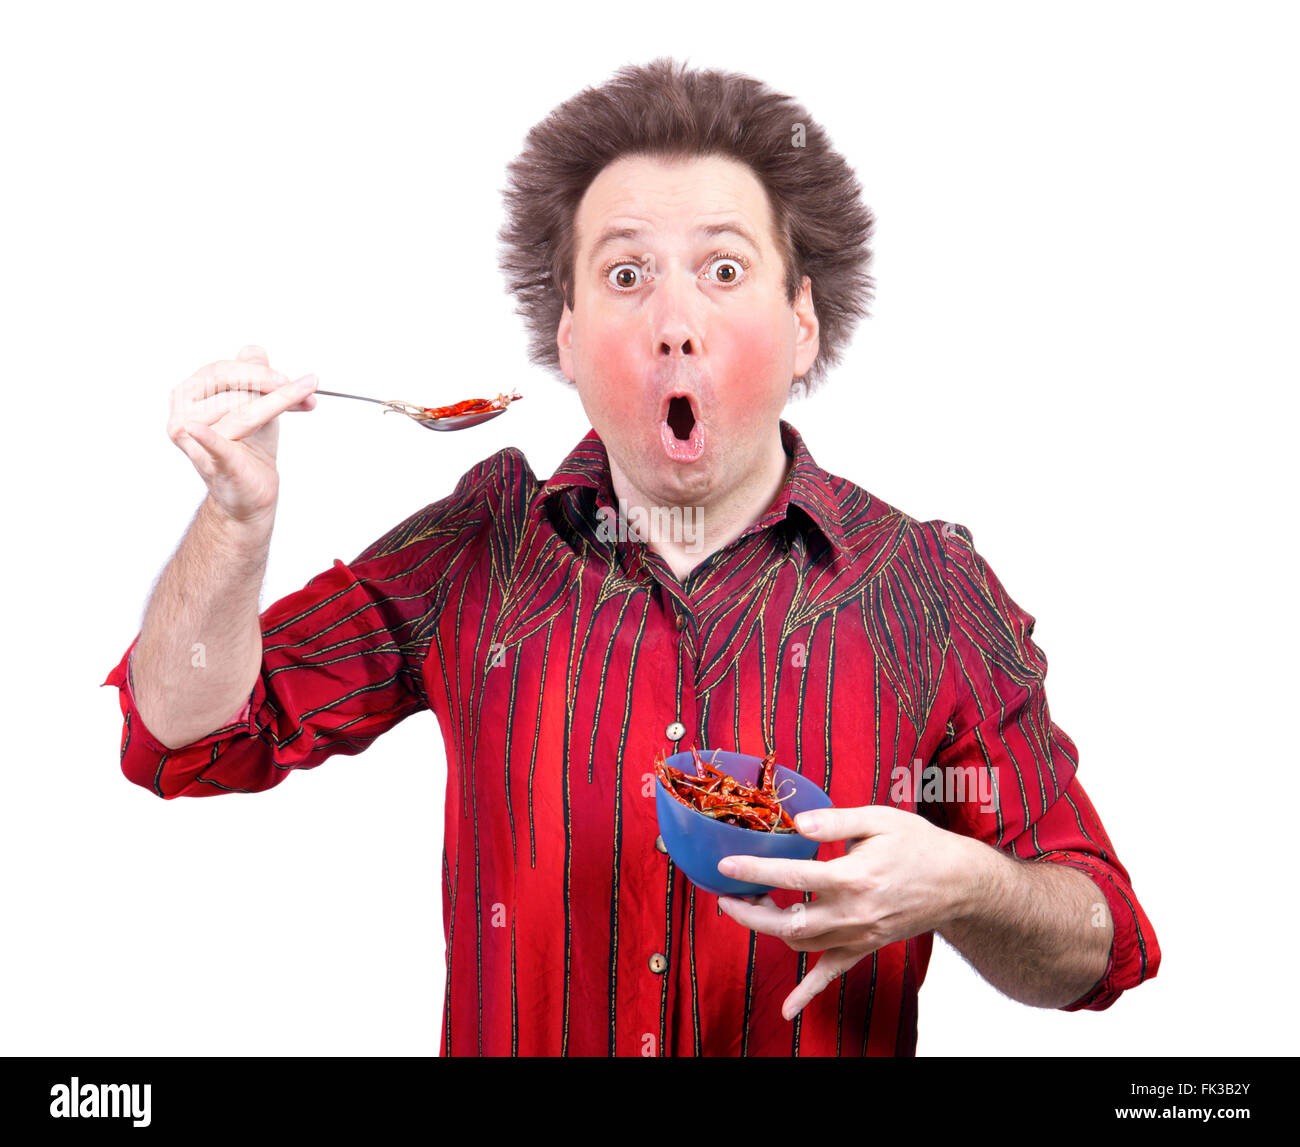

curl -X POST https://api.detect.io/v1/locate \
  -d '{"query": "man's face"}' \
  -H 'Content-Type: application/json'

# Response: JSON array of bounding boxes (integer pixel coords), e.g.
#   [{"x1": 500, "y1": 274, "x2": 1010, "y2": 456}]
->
[{"x1": 557, "y1": 153, "x2": 818, "y2": 512}]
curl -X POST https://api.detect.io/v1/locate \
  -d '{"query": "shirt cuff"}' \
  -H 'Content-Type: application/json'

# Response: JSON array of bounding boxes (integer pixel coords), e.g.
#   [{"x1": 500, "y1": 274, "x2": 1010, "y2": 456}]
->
[{"x1": 1031, "y1": 851, "x2": 1152, "y2": 1012}]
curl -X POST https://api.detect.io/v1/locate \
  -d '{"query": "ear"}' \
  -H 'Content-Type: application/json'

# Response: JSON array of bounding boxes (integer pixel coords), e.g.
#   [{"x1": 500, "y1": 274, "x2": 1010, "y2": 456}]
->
[
  {"x1": 557, "y1": 299, "x2": 577, "y2": 383},
  {"x1": 792, "y1": 275, "x2": 820, "y2": 379}
]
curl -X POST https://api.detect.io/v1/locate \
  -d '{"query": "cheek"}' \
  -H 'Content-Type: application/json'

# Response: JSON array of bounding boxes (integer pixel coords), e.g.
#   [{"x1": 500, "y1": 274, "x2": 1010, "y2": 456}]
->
[
  {"x1": 713, "y1": 309, "x2": 791, "y2": 399},
  {"x1": 574, "y1": 300, "x2": 642, "y2": 394},
  {"x1": 586, "y1": 323, "x2": 641, "y2": 384}
]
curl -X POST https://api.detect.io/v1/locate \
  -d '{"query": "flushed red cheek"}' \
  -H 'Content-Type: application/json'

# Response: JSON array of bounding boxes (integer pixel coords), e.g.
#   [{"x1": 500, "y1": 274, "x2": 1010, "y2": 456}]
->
[
  {"x1": 582, "y1": 318, "x2": 649, "y2": 408},
  {"x1": 711, "y1": 316, "x2": 789, "y2": 401}
]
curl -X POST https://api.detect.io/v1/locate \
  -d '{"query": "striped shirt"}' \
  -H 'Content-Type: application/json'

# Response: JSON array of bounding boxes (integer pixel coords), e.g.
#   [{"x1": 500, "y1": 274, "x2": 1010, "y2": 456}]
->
[{"x1": 101, "y1": 418, "x2": 1160, "y2": 1055}]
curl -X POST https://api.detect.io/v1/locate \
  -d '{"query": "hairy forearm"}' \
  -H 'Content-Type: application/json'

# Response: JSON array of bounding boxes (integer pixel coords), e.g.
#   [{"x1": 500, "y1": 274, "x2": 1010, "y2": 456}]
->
[
  {"x1": 938, "y1": 837, "x2": 1113, "y2": 1009},
  {"x1": 132, "y1": 494, "x2": 273, "y2": 750}
]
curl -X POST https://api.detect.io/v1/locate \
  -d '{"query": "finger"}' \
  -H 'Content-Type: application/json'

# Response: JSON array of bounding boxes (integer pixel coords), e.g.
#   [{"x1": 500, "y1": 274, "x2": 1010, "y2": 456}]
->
[
  {"x1": 192, "y1": 375, "x2": 316, "y2": 417},
  {"x1": 182, "y1": 361, "x2": 290, "y2": 404},
  {"x1": 182, "y1": 419, "x2": 241, "y2": 472},
  {"x1": 184, "y1": 374, "x2": 317, "y2": 430},
  {"x1": 283, "y1": 376, "x2": 316, "y2": 413},
  {"x1": 212, "y1": 374, "x2": 317, "y2": 441},
  {"x1": 170, "y1": 375, "x2": 259, "y2": 440},
  {"x1": 716, "y1": 894, "x2": 849, "y2": 948},
  {"x1": 716, "y1": 852, "x2": 840, "y2": 893},
  {"x1": 231, "y1": 345, "x2": 311, "y2": 408},
  {"x1": 191, "y1": 388, "x2": 270, "y2": 418},
  {"x1": 170, "y1": 424, "x2": 218, "y2": 480},
  {"x1": 782, "y1": 947, "x2": 870, "y2": 1021},
  {"x1": 791, "y1": 804, "x2": 904, "y2": 842}
]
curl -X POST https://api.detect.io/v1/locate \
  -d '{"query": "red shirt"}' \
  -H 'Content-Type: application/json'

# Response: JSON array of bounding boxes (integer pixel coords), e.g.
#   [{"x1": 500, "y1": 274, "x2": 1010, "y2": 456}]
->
[{"x1": 101, "y1": 419, "x2": 1160, "y2": 1056}]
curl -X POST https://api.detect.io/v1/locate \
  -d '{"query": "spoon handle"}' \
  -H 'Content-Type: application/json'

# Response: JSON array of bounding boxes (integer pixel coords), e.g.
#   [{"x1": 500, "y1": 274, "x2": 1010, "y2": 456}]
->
[{"x1": 313, "y1": 389, "x2": 391, "y2": 406}]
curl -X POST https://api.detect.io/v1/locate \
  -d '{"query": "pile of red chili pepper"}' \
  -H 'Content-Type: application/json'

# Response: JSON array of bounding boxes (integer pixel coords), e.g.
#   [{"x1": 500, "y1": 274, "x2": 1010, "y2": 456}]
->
[{"x1": 654, "y1": 746, "x2": 798, "y2": 833}]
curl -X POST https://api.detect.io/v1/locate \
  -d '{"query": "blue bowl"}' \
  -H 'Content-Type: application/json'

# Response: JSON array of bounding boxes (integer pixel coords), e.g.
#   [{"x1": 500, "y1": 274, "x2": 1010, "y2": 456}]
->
[{"x1": 655, "y1": 749, "x2": 833, "y2": 897}]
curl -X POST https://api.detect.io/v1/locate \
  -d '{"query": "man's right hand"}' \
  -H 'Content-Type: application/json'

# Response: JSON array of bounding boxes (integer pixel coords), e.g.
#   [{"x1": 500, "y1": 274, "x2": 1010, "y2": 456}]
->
[{"x1": 167, "y1": 344, "x2": 318, "y2": 527}]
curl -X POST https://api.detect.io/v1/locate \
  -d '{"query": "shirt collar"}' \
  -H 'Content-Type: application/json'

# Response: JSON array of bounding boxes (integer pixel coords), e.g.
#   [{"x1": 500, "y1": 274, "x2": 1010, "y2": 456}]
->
[{"x1": 535, "y1": 419, "x2": 851, "y2": 557}]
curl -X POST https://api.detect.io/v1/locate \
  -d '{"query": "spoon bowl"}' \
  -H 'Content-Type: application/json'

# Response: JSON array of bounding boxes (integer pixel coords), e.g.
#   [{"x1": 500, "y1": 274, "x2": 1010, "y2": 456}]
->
[{"x1": 414, "y1": 407, "x2": 508, "y2": 431}]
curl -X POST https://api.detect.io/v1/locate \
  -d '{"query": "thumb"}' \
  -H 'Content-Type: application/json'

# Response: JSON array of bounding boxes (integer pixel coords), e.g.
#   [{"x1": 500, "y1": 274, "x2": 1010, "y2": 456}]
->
[
  {"x1": 236, "y1": 344, "x2": 270, "y2": 364},
  {"x1": 793, "y1": 804, "x2": 900, "y2": 841}
]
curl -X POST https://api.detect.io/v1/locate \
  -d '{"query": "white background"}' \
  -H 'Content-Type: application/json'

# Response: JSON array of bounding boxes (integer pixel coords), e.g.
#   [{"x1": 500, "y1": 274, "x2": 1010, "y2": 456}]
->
[{"x1": 2, "y1": 0, "x2": 1294, "y2": 1057}]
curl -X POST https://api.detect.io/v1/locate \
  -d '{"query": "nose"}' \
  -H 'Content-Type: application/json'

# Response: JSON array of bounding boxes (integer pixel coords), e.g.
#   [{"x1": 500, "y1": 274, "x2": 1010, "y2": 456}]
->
[{"x1": 648, "y1": 266, "x2": 701, "y2": 361}]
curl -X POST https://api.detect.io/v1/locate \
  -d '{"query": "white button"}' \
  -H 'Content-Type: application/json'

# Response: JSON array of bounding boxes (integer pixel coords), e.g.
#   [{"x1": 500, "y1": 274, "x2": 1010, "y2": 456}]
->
[
  {"x1": 666, "y1": 721, "x2": 686, "y2": 741},
  {"x1": 648, "y1": 953, "x2": 668, "y2": 974},
  {"x1": 655, "y1": 834, "x2": 668, "y2": 854}
]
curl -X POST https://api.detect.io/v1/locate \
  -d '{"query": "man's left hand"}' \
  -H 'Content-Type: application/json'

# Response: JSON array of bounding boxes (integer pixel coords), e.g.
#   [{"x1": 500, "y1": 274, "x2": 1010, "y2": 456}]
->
[{"x1": 715, "y1": 805, "x2": 988, "y2": 1021}]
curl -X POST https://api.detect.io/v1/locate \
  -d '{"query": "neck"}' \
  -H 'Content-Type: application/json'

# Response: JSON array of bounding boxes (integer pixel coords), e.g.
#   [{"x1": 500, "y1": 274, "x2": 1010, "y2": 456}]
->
[{"x1": 607, "y1": 426, "x2": 792, "y2": 583}]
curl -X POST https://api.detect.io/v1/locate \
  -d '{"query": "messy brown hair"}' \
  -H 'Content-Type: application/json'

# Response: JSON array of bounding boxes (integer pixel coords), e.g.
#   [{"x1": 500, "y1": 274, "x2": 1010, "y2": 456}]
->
[{"x1": 497, "y1": 57, "x2": 875, "y2": 399}]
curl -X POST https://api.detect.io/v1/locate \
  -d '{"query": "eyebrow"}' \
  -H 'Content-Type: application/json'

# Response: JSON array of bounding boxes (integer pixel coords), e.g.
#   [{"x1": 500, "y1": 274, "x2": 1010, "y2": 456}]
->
[{"x1": 585, "y1": 221, "x2": 764, "y2": 270}]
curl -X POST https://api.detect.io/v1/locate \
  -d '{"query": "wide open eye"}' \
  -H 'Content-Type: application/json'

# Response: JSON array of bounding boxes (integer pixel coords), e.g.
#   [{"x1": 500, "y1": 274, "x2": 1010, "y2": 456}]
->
[
  {"x1": 606, "y1": 261, "x2": 648, "y2": 290},
  {"x1": 704, "y1": 252, "x2": 750, "y2": 285}
]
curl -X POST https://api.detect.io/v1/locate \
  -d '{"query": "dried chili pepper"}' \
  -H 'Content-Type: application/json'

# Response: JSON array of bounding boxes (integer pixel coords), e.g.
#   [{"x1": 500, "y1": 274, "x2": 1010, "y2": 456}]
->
[
  {"x1": 654, "y1": 746, "x2": 798, "y2": 832},
  {"x1": 380, "y1": 389, "x2": 523, "y2": 422}
]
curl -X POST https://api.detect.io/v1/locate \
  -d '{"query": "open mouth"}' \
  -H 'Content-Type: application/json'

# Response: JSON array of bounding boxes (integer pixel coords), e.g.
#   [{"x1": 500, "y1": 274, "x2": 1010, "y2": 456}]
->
[
  {"x1": 666, "y1": 395, "x2": 696, "y2": 440},
  {"x1": 659, "y1": 392, "x2": 705, "y2": 463}
]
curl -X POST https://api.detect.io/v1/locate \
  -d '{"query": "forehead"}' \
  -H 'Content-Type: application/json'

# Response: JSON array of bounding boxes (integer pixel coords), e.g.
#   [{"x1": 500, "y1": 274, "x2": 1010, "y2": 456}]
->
[{"x1": 574, "y1": 153, "x2": 778, "y2": 255}]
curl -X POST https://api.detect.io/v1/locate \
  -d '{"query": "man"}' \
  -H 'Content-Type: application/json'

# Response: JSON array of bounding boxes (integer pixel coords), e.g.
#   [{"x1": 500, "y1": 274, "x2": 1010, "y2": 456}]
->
[{"x1": 102, "y1": 58, "x2": 1160, "y2": 1056}]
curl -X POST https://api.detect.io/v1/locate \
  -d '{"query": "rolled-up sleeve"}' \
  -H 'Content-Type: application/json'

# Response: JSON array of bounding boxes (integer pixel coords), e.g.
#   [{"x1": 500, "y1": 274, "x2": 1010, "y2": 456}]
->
[
  {"x1": 927, "y1": 522, "x2": 1161, "y2": 1011},
  {"x1": 102, "y1": 450, "x2": 521, "y2": 798},
  {"x1": 1009, "y1": 775, "x2": 1160, "y2": 1011},
  {"x1": 102, "y1": 465, "x2": 513, "y2": 799},
  {"x1": 102, "y1": 553, "x2": 436, "y2": 798}
]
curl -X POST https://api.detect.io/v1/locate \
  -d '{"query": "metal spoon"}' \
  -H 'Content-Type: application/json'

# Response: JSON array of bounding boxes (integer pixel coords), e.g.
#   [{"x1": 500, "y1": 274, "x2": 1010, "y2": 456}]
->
[{"x1": 314, "y1": 388, "x2": 515, "y2": 432}]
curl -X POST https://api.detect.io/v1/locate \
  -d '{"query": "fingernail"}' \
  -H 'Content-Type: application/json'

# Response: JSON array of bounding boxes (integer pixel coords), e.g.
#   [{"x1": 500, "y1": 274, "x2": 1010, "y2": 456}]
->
[
  {"x1": 293, "y1": 374, "x2": 317, "y2": 391},
  {"x1": 717, "y1": 858, "x2": 738, "y2": 876},
  {"x1": 796, "y1": 812, "x2": 819, "y2": 833}
]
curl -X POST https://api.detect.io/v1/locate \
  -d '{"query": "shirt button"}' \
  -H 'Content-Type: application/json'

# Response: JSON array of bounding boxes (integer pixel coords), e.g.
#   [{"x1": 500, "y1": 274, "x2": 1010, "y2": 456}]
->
[
  {"x1": 648, "y1": 953, "x2": 668, "y2": 974},
  {"x1": 655, "y1": 834, "x2": 668, "y2": 854},
  {"x1": 666, "y1": 721, "x2": 686, "y2": 741},
  {"x1": 675, "y1": 612, "x2": 686, "y2": 631}
]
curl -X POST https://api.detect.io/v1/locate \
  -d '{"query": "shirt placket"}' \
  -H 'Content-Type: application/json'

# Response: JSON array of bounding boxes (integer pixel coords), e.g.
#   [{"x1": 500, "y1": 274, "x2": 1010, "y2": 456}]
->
[{"x1": 631, "y1": 548, "x2": 702, "y2": 1057}]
